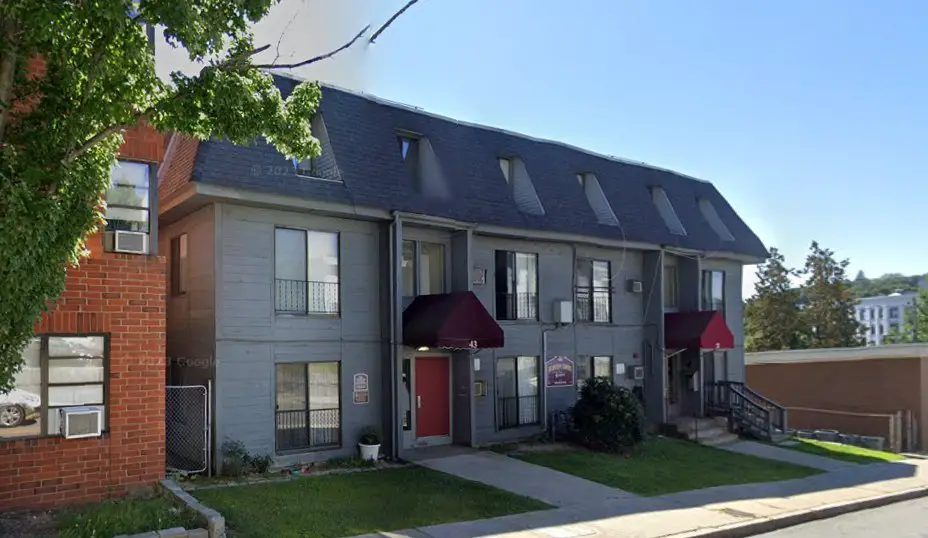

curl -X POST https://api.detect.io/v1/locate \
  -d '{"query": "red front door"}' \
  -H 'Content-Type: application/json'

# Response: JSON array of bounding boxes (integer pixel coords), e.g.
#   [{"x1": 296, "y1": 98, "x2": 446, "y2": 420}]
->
[{"x1": 415, "y1": 357, "x2": 450, "y2": 438}]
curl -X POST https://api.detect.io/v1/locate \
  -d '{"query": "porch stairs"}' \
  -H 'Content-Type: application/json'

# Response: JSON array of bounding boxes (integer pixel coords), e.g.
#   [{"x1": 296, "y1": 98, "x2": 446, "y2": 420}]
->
[
  {"x1": 706, "y1": 381, "x2": 789, "y2": 444},
  {"x1": 674, "y1": 416, "x2": 739, "y2": 446}
]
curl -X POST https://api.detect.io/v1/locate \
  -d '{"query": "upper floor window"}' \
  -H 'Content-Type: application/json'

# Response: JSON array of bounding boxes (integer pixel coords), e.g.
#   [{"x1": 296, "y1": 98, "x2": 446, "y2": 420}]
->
[
  {"x1": 170, "y1": 233, "x2": 188, "y2": 296},
  {"x1": 105, "y1": 160, "x2": 151, "y2": 254},
  {"x1": 274, "y1": 228, "x2": 340, "y2": 315},
  {"x1": 859, "y1": 309, "x2": 866, "y2": 320},
  {"x1": 663, "y1": 266, "x2": 678, "y2": 309},
  {"x1": 2, "y1": 335, "x2": 108, "y2": 438},
  {"x1": 495, "y1": 251, "x2": 538, "y2": 321},
  {"x1": 575, "y1": 259, "x2": 611, "y2": 323},
  {"x1": 499, "y1": 158, "x2": 514, "y2": 184},
  {"x1": 398, "y1": 134, "x2": 420, "y2": 184},
  {"x1": 878, "y1": 307, "x2": 884, "y2": 319},
  {"x1": 701, "y1": 270, "x2": 725, "y2": 318},
  {"x1": 401, "y1": 240, "x2": 445, "y2": 301},
  {"x1": 869, "y1": 308, "x2": 875, "y2": 320},
  {"x1": 889, "y1": 307, "x2": 900, "y2": 318}
]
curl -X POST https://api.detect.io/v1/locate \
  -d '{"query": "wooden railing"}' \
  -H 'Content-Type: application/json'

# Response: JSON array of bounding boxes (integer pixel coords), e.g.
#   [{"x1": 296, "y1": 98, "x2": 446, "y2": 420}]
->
[{"x1": 706, "y1": 381, "x2": 787, "y2": 441}]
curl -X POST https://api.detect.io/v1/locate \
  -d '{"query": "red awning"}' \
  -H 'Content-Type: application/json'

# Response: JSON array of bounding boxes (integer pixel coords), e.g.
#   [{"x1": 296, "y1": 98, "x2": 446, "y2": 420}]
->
[
  {"x1": 664, "y1": 311, "x2": 734, "y2": 351},
  {"x1": 403, "y1": 291, "x2": 504, "y2": 349}
]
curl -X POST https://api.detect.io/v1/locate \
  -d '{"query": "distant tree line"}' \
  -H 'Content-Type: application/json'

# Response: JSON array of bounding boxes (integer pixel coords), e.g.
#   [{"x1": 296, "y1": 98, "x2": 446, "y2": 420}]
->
[{"x1": 850, "y1": 271, "x2": 925, "y2": 299}]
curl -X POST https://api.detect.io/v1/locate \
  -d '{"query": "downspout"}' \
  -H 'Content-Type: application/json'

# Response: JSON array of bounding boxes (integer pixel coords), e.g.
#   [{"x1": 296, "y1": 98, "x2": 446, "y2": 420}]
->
[
  {"x1": 388, "y1": 212, "x2": 400, "y2": 459},
  {"x1": 542, "y1": 327, "x2": 553, "y2": 434}
]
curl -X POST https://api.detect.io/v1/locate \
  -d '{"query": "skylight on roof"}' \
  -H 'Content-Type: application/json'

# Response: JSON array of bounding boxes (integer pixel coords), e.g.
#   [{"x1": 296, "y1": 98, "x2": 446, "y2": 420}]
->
[
  {"x1": 651, "y1": 186, "x2": 686, "y2": 235},
  {"x1": 698, "y1": 197, "x2": 734, "y2": 241}
]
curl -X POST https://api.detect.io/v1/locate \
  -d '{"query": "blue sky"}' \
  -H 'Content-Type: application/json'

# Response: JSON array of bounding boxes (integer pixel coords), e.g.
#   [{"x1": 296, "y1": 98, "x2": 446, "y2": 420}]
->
[{"x1": 160, "y1": 0, "x2": 928, "y2": 297}]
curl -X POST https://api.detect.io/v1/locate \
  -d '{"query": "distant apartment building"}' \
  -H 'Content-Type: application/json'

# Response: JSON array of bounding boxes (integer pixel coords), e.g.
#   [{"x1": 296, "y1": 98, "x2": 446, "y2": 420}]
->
[{"x1": 857, "y1": 292, "x2": 917, "y2": 345}]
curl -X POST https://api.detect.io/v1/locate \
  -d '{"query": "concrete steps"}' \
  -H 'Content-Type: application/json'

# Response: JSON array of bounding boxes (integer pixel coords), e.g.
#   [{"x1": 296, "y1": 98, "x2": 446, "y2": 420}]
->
[{"x1": 674, "y1": 417, "x2": 739, "y2": 447}]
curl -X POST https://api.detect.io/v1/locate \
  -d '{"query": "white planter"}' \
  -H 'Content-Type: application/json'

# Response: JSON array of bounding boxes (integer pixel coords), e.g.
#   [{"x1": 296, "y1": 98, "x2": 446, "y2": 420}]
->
[{"x1": 359, "y1": 443, "x2": 381, "y2": 461}]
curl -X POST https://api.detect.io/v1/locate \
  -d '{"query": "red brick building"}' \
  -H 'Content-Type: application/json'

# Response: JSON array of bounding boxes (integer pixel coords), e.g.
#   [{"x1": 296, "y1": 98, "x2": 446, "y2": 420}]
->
[{"x1": 0, "y1": 125, "x2": 167, "y2": 509}]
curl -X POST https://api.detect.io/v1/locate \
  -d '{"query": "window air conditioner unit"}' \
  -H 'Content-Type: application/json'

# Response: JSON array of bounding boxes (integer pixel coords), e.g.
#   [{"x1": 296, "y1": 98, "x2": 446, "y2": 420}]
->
[
  {"x1": 114, "y1": 230, "x2": 148, "y2": 254},
  {"x1": 60, "y1": 406, "x2": 104, "y2": 439},
  {"x1": 628, "y1": 366, "x2": 645, "y2": 381}
]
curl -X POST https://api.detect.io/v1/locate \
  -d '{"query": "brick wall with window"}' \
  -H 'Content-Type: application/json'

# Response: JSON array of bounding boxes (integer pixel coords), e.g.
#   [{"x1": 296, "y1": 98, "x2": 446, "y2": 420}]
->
[
  {"x1": 0, "y1": 118, "x2": 166, "y2": 509},
  {"x1": 0, "y1": 253, "x2": 166, "y2": 510}
]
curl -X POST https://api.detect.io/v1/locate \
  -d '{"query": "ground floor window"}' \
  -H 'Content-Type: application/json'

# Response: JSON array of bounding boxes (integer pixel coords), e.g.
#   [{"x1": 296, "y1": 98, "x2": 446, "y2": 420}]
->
[
  {"x1": 496, "y1": 356, "x2": 540, "y2": 429},
  {"x1": 275, "y1": 362, "x2": 341, "y2": 452},
  {"x1": 1, "y1": 335, "x2": 107, "y2": 439},
  {"x1": 577, "y1": 355, "x2": 613, "y2": 390}
]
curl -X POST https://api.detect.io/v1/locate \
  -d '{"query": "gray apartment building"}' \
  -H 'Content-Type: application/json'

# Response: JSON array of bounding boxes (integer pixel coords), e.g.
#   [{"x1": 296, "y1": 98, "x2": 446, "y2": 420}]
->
[{"x1": 158, "y1": 76, "x2": 769, "y2": 469}]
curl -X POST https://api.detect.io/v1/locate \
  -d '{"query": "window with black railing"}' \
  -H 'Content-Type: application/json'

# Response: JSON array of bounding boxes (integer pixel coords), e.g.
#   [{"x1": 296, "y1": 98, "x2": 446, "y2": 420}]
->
[
  {"x1": 575, "y1": 258, "x2": 611, "y2": 322},
  {"x1": 496, "y1": 356, "x2": 540, "y2": 429},
  {"x1": 275, "y1": 362, "x2": 341, "y2": 452},
  {"x1": 495, "y1": 251, "x2": 539, "y2": 320},
  {"x1": 275, "y1": 279, "x2": 340, "y2": 314},
  {"x1": 274, "y1": 227, "x2": 340, "y2": 315}
]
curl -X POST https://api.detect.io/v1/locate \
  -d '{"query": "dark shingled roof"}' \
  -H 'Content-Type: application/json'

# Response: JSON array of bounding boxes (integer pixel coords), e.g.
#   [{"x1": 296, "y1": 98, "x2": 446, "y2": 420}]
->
[{"x1": 191, "y1": 76, "x2": 768, "y2": 259}]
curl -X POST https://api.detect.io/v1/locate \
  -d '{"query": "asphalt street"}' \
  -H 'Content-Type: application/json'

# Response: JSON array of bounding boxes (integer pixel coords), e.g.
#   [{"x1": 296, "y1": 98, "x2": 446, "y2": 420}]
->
[{"x1": 755, "y1": 498, "x2": 928, "y2": 537}]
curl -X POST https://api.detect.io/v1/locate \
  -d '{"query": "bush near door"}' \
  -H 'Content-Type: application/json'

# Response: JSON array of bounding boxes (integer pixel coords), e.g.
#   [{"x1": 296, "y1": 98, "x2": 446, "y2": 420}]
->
[{"x1": 571, "y1": 378, "x2": 645, "y2": 451}]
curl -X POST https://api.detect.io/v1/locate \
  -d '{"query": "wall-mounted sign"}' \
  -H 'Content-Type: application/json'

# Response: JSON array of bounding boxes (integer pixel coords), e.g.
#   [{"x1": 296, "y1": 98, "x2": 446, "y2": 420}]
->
[
  {"x1": 353, "y1": 373, "x2": 369, "y2": 405},
  {"x1": 545, "y1": 356, "x2": 574, "y2": 388},
  {"x1": 472, "y1": 267, "x2": 487, "y2": 285}
]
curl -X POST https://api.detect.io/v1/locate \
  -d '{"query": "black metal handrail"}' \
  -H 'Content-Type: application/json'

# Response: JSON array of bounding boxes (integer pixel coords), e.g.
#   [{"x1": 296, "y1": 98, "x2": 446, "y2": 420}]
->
[
  {"x1": 496, "y1": 292, "x2": 538, "y2": 320},
  {"x1": 706, "y1": 380, "x2": 787, "y2": 440},
  {"x1": 574, "y1": 286, "x2": 611, "y2": 322},
  {"x1": 497, "y1": 395, "x2": 540, "y2": 429},
  {"x1": 275, "y1": 279, "x2": 339, "y2": 315},
  {"x1": 275, "y1": 408, "x2": 340, "y2": 451}
]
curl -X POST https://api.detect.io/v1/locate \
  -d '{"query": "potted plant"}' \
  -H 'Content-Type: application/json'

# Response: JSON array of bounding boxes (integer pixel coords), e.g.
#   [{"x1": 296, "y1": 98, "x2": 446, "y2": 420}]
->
[{"x1": 358, "y1": 426, "x2": 381, "y2": 461}]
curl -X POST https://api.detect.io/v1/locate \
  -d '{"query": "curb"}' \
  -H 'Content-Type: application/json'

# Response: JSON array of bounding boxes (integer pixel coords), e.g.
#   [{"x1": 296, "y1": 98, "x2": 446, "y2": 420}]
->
[{"x1": 673, "y1": 485, "x2": 928, "y2": 538}]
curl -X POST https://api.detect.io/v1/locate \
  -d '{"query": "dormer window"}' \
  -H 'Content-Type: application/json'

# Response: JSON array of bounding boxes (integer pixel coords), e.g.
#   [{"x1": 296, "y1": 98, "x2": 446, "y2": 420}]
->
[
  {"x1": 698, "y1": 197, "x2": 734, "y2": 241},
  {"x1": 499, "y1": 158, "x2": 514, "y2": 183},
  {"x1": 399, "y1": 135, "x2": 418, "y2": 162},
  {"x1": 651, "y1": 186, "x2": 686, "y2": 236},
  {"x1": 293, "y1": 156, "x2": 317, "y2": 177},
  {"x1": 577, "y1": 172, "x2": 619, "y2": 227},
  {"x1": 497, "y1": 156, "x2": 544, "y2": 215},
  {"x1": 291, "y1": 115, "x2": 341, "y2": 181}
]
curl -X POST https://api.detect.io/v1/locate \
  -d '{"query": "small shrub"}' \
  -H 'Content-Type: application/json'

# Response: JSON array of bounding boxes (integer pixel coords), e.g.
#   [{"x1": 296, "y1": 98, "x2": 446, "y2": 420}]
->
[
  {"x1": 359, "y1": 426, "x2": 381, "y2": 445},
  {"x1": 221, "y1": 438, "x2": 274, "y2": 477},
  {"x1": 247, "y1": 453, "x2": 274, "y2": 474},
  {"x1": 571, "y1": 378, "x2": 645, "y2": 452}
]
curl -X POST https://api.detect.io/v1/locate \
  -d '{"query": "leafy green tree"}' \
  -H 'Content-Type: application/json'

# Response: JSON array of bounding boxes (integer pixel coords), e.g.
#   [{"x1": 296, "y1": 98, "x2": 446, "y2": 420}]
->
[
  {"x1": 0, "y1": 0, "x2": 415, "y2": 391},
  {"x1": 745, "y1": 247, "x2": 806, "y2": 351},
  {"x1": 883, "y1": 290, "x2": 928, "y2": 344},
  {"x1": 800, "y1": 241, "x2": 864, "y2": 348}
]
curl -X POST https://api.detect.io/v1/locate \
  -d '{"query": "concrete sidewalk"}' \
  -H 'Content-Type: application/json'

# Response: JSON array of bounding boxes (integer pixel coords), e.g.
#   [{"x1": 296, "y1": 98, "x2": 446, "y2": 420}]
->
[
  {"x1": 358, "y1": 457, "x2": 928, "y2": 538},
  {"x1": 719, "y1": 441, "x2": 855, "y2": 472},
  {"x1": 414, "y1": 450, "x2": 636, "y2": 507}
]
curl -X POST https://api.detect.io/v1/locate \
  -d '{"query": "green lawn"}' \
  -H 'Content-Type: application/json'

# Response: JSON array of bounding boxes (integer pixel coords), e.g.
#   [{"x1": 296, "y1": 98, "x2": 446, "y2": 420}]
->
[
  {"x1": 514, "y1": 438, "x2": 822, "y2": 496},
  {"x1": 194, "y1": 466, "x2": 551, "y2": 538},
  {"x1": 57, "y1": 496, "x2": 200, "y2": 538},
  {"x1": 782, "y1": 438, "x2": 905, "y2": 464}
]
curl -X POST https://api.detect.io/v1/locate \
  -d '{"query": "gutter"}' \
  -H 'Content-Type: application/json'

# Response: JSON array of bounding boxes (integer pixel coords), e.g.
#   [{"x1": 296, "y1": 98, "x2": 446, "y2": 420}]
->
[{"x1": 388, "y1": 212, "x2": 400, "y2": 459}]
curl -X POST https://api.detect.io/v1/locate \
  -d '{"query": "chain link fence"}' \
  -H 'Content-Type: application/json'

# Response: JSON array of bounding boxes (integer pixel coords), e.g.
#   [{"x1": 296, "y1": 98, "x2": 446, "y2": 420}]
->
[{"x1": 166, "y1": 385, "x2": 210, "y2": 474}]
